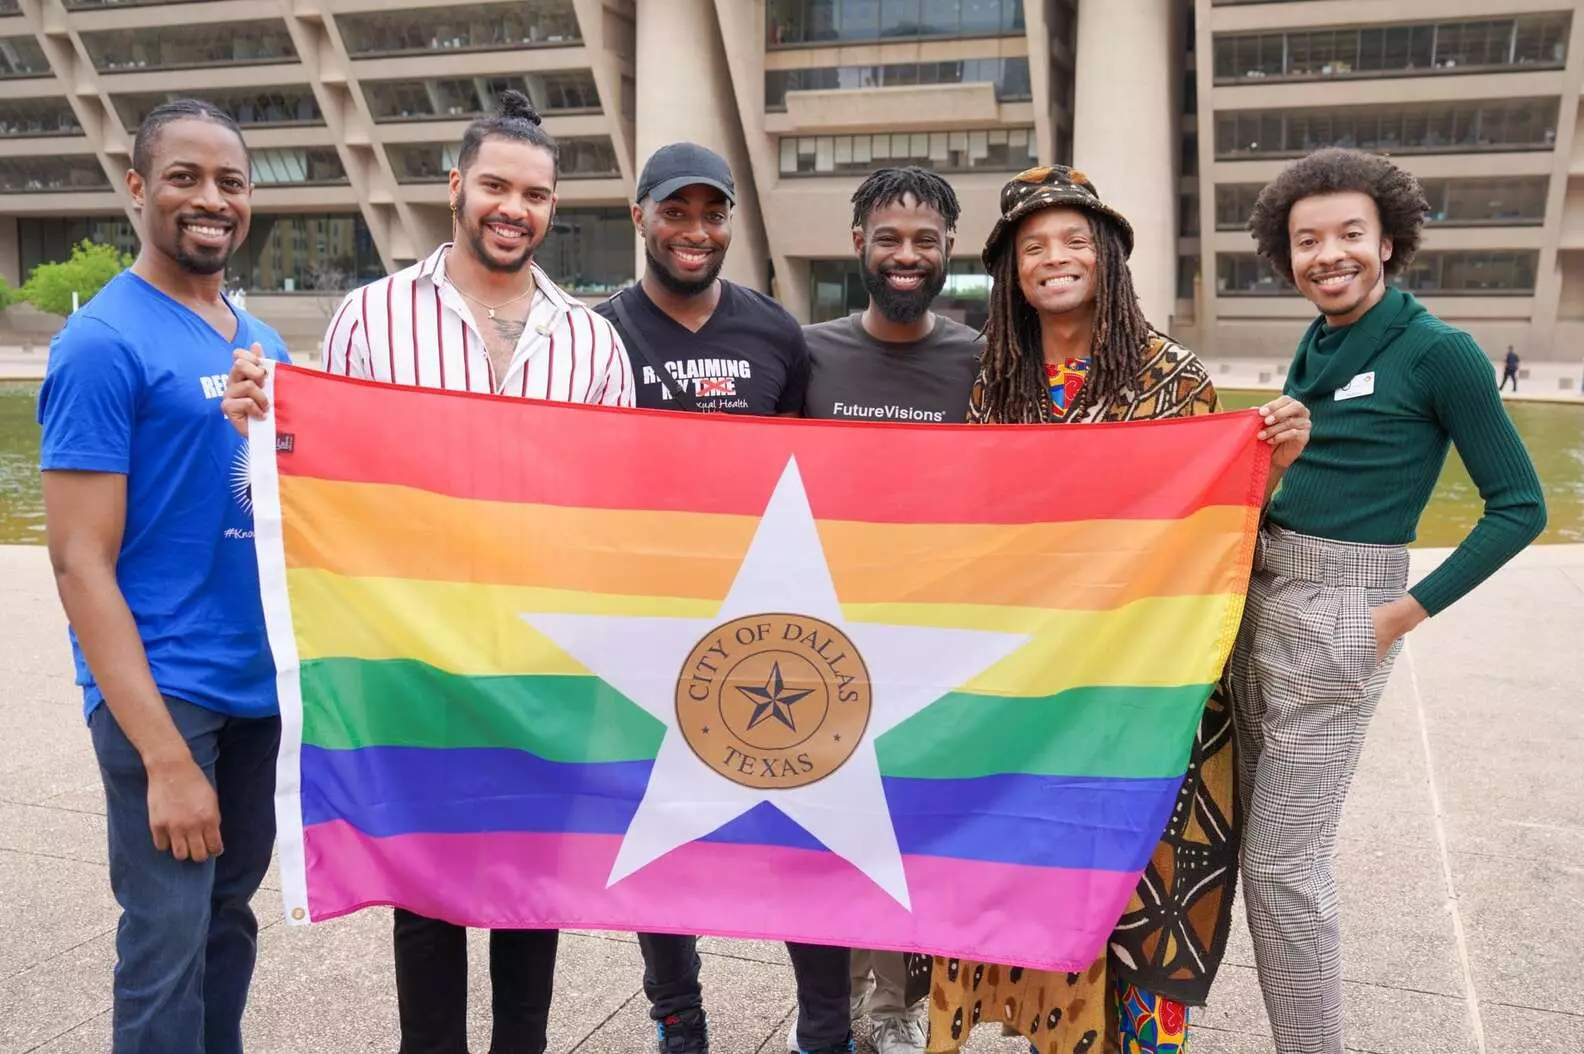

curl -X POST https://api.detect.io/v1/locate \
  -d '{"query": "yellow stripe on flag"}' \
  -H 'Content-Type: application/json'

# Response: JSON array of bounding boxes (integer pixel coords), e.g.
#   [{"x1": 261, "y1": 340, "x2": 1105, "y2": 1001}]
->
[
  {"x1": 281, "y1": 477, "x2": 1251, "y2": 612},
  {"x1": 288, "y1": 568, "x2": 1243, "y2": 697}
]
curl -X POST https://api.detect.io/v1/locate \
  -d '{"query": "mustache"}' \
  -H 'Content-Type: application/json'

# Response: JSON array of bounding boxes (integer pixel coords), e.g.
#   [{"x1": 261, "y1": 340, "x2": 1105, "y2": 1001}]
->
[
  {"x1": 479, "y1": 214, "x2": 535, "y2": 239},
  {"x1": 177, "y1": 214, "x2": 235, "y2": 230}
]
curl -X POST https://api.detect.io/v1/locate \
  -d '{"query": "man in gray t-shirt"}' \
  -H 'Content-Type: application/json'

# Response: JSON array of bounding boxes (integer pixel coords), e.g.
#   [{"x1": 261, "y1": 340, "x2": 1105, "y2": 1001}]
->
[
  {"x1": 802, "y1": 167, "x2": 981, "y2": 426},
  {"x1": 795, "y1": 167, "x2": 977, "y2": 1054}
]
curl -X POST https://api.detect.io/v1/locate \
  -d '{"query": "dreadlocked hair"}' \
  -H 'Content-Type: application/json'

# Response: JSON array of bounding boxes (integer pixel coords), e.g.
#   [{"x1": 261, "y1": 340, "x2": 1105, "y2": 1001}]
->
[
  {"x1": 850, "y1": 166, "x2": 961, "y2": 231},
  {"x1": 132, "y1": 98, "x2": 247, "y2": 178},
  {"x1": 457, "y1": 89, "x2": 559, "y2": 172},
  {"x1": 974, "y1": 212, "x2": 1153, "y2": 424}
]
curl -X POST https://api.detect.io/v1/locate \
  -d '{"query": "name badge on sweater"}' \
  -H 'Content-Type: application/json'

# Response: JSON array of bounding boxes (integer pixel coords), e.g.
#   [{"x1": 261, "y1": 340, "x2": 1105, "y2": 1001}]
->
[{"x1": 1335, "y1": 371, "x2": 1375, "y2": 401}]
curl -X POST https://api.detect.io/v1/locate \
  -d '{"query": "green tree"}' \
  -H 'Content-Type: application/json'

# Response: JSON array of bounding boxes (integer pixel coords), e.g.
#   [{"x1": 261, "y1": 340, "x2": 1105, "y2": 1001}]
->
[
  {"x1": 0, "y1": 274, "x2": 19, "y2": 311},
  {"x1": 21, "y1": 240, "x2": 134, "y2": 317}
]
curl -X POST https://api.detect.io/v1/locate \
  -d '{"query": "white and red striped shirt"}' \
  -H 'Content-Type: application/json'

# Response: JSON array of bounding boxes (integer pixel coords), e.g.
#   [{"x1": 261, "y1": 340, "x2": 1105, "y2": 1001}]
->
[{"x1": 321, "y1": 243, "x2": 634, "y2": 406}]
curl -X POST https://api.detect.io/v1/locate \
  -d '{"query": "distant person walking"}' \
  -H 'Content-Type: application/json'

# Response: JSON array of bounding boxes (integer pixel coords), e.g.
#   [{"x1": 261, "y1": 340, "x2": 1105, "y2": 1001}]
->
[{"x1": 1500, "y1": 346, "x2": 1520, "y2": 391}]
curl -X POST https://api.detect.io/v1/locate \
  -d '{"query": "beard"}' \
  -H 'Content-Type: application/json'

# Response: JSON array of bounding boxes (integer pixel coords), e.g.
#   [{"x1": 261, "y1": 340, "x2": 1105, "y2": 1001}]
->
[
  {"x1": 171, "y1": 214, "x2": 234, "y2": 275},
  {"x1": 457, "y1": 188, "x2": 536, "y2": 274},
  {"x1": 860, "y1": 256, "x2": 946, "y2": 325},
  {"x1": 645, "y1": 245, "x2": 724, "y2": 298}
]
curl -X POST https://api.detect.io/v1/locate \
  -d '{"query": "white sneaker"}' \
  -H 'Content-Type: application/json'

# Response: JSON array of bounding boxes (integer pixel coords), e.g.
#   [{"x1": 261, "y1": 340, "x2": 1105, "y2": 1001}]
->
[{"x1": 871, "y1": 1013, "x2": 926, "y2": 1054}]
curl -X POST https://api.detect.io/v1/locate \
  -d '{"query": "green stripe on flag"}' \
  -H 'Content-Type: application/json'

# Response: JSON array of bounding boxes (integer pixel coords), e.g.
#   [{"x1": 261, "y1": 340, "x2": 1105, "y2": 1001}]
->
[
  {"x1": 299, "y1": 658, "x2": 665, "y2": 763},
  {"x1": 300, "y1": 658, "x2": 1208, "y2": 780},
  {"x1": 875, "y1": 683, "x2": 1211, "y2": 780}
]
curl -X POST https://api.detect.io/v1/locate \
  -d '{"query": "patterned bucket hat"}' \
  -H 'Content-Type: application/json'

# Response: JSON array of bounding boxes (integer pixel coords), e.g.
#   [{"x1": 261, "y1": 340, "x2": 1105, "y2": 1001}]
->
[{"x1": 981, "y1": 165, "x2": 1136, "y2": 269}]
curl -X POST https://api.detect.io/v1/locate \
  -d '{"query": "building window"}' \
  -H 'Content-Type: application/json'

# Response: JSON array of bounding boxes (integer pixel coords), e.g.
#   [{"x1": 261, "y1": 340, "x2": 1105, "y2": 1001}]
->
[
  {"x1": 1177, "y1": 255, "x2": 1200, "y2": 300},
  {"x1": 1399, "y1": 251, "x2": 1539, "y2": 294},
  {"x1": 765, "y1": 57, "x2": 1032, "y2": 109},
  {"x1": 537, "y1": 206, "x2": 635, "y2": 296},
  {"x1": 1212, "y1": 14, "x2": 1571, "y2": 83},
  {"x1": 1, "y1": 34, "x2": 49, "y2": 78},
  {"x1": 1214, "y1": 184, "x2": 1262, "y2": 230},
  {"x1": 251, "y1": 148, "x2": 348, "y2": 186},
  {"x1": 808, "y1": 258, "x2": 990, "y2": 325},
  {"x1": 1179, "y1": 193, "x2": 1200, "y2": 237},
  {"x1": 0, "y1": 0, "x2": 19, "y2": 13},
  {"x1": 777, "y1": 127, "x2": 1035, "y2": 176},
  {"x1": 388, "y1": 136, "x2": 618, "y2": 183},
  {"x1": 18, "y1": 216, "x2": 138, "y2": 277},
  {"x1": 0, "y1": 156, "x2": 110, "y2": 193},
  {"x1": 0, "y1": 97, "x2": 80, "y2": 137},
  {"x1": 65, "y1": 0, "x2": 226, "y2": 7},
  {"x1": 364, "y1": 73, "x2": 599, "y2": 122},
  {"x1": 114, "y1": 87, "x2": 322, "y2": 130},
  {"x1": 336, "y1": 1, "x2": 579, "y2": 57},
  {"x1": 766, "y1": 0, "x2": 1024, "y2": 47},
  {"x1": 1216, "y1": 250, "x2": 1540, "y2": 295},
  {"x1": 81, "y1": 21, "x2": 297, "y2": 72},
  {"x1": 1421, "y1": 177, "x2": 1550, "y2": 225},
  {"x1": 228, "y1": 214, "x2": 383, "y2": 293},
  {"x1": 1212, "y1": 98, "x2": 1560, "y2": 158},
  {"x1": 1215, "y1": 253, "x2": 1286, "y2": 296}
]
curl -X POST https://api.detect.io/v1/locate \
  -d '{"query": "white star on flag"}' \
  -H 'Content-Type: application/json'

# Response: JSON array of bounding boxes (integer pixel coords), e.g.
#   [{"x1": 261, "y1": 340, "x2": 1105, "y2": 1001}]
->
[{"x1": 522, "y1": 457, "x2": 1028, "y2": 907}]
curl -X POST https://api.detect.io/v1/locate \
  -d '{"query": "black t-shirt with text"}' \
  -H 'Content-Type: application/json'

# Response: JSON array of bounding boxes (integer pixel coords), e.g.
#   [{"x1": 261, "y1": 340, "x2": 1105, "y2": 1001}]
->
[
  {"x1": 595, "y1": 281, "x2": 810, "y2": 415},
  {"x1": 801, "y1": 312, "x2": 982, "y2": 424}
]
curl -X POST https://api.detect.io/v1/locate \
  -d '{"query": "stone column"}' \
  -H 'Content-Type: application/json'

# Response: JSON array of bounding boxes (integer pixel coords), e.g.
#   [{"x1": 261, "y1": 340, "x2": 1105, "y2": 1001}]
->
[
  {"x1": 1072, "y1": 0, "x2": 1179, "y2": 331},
  {"x1": 634, "y1": 0, "x2": 769, "y2": 291}
]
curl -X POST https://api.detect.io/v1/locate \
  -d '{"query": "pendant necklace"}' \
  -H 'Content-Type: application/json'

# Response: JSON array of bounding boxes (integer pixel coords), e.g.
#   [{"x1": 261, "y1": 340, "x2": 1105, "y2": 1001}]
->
[{"x1": 455, "y1": 282, "x2": 535, "y2": 320}]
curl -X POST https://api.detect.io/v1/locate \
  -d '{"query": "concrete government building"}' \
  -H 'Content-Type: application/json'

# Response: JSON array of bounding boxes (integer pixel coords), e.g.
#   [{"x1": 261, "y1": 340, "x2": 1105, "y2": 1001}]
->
[{"x1": 1, "y1": 0, "x2": 1581, "y2": 361}]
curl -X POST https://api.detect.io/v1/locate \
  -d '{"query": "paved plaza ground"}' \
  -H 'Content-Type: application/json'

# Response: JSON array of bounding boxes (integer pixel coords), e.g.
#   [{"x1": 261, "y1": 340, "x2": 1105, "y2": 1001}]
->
[{"x1": 1, "y1": 541, "x2": 1580, "y2": 1053}]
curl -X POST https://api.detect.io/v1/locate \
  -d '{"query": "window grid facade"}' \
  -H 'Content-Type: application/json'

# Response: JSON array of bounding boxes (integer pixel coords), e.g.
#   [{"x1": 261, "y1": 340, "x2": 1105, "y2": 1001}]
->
[
  {"x1": 778, "y1": 127, "x2": 1036, "y2": 176},
  {"x1": 80, "y1": 21, "x2": 298, "y2": 72},
  {"x1": 1214, "y1": 177, "x2": 1552, "y2": 230},
  {"x1": 766, "y1": 57, "x2": 1032, "y2": 109},
  {"x1": 766, "y1": 0, "x2": 1025, "y2": 47},
  {"x1": 1213, "y1": 13, "x2": 1572, "y2": 83},
  {"x1": 1217, "y1": 250, "x2": 1541, "y2": 296},
  {"x1": 1214, "y1": 98, "x2": 1561, "y2": 158},
  {"x1": 336, "y1": 1, "x2": 580, "y2": 58}
]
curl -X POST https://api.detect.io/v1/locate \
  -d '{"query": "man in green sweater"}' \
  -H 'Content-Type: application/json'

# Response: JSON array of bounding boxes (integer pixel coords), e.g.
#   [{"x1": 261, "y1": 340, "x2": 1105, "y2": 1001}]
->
[{"x1": 1233, "y1": 148, "x2": 1546, "y2": 1054}]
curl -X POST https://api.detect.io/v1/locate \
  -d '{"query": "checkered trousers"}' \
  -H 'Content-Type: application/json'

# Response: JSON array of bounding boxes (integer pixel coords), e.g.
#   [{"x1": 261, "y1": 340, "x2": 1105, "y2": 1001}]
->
[{"x1": 1225, "y1": 524, "x2": 1409, "y2": 1054}]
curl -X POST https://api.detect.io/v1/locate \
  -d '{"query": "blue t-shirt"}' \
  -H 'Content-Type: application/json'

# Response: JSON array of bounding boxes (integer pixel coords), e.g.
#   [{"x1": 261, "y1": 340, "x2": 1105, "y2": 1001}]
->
[{"x1": 36, "y1": 271, "x2": 291, "y2": 721}]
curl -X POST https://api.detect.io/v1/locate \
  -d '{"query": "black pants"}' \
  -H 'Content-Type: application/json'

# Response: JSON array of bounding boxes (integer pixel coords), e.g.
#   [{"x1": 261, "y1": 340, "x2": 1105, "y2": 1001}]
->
[
  {"x1": 1501, "y1": 368, "x2": 1519, "y2": 391},
  {"x1": 640, "y1": 933, "x2": 851, "y2": 1047},
  {"x1": 393, "y1": 909, "x2": 559, "y2": 1054}
]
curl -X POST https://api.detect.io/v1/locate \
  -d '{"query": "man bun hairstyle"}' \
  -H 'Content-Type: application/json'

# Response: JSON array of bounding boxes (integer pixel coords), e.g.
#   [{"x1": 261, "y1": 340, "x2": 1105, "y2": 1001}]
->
[
  {"x1": 132, "y1": 97, "x2": 248, "y2": 179},
  {"x1": 850, "y1": 166, "x2": 962, "y2": 232},
  {"x1": 1247, "y1": 147, "x2": 1428, "y2": 285},
  {"x1": 457, "y1": 88, "x2": 559, "y2": 172}
]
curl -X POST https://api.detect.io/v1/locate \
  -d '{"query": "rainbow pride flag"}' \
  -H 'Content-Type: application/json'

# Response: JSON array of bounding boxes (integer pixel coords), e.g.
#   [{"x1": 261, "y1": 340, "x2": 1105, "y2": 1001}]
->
[{"x1": 252, "y1": 364, "x2": 1267, "y2": 971}]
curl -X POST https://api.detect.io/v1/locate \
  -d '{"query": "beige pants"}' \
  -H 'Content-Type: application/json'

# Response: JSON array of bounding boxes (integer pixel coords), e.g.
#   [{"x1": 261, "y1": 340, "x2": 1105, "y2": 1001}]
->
[{"x1": 851, "y1": 949, "x2": 915, "y2": 1019}]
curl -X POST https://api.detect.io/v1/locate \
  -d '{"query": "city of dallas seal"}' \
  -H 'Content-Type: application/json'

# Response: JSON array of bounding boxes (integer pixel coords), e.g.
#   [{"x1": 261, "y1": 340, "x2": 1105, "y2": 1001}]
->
[{"x1": 675, "y1": 613, "x2": 872, "y2": 790}]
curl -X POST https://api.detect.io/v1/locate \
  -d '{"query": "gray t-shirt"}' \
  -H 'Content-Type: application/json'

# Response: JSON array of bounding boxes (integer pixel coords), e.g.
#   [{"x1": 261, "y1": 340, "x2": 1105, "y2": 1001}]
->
[{"x1": 801, "y1": 312, "x2": 981, "y2": 424}]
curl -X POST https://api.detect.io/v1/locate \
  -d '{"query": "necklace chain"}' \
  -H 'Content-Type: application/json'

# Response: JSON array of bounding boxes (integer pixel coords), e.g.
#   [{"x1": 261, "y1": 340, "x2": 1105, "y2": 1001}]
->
[{"x1": 447, "y1": 251, "x2": 536, "y2": 319}]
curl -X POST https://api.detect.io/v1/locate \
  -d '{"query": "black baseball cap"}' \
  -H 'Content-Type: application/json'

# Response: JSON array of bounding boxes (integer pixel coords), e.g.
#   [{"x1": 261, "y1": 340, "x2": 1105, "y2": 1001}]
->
[{"x1": 635, "y1": 142, "x2": 737, "y2": 205}]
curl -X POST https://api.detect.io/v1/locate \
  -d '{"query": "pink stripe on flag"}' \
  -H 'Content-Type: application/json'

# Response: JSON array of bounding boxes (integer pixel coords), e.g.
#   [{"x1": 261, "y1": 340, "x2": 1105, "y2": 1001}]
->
[{"x1": 302, "y1": 820, "x2": 1135, "y2": 971}]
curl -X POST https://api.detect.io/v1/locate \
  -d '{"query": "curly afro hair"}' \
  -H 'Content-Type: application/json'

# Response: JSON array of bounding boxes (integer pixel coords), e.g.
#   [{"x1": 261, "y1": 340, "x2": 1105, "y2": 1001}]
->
[{"x1": 1247, "y1": 148, "x2": 1429, "y2": 285}]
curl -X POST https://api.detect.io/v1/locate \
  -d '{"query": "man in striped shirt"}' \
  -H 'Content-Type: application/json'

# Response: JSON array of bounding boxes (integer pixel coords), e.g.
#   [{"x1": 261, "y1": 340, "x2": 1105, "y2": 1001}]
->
[{"x1": 224, "y1": 90, "x2": 632, "y2": 1054}]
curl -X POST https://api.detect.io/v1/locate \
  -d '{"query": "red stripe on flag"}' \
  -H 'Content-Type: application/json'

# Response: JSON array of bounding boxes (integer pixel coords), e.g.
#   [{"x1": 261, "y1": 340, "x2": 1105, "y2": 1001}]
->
[{"x1": 271, "y1": 366, "x2": 1268, "y2": 523}]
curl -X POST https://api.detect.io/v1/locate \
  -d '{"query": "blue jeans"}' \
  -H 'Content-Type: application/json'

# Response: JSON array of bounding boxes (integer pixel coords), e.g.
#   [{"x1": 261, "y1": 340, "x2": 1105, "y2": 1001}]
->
[{"x1": 91, "y1": 696, "x2": 281, "y2": 1054}]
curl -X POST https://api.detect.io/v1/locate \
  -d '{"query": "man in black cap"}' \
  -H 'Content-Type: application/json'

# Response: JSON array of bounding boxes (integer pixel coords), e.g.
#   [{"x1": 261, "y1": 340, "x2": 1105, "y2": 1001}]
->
[
  {"x1": 595, "y1": 147, "x2": 847, "y2": 1054},
  {"x1": 595, "y1": 141, "x2": 810, "y2": 415}
]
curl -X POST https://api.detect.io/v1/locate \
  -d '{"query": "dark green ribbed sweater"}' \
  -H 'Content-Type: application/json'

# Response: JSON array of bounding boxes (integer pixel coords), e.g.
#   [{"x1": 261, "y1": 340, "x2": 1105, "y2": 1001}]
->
[{"x1": 1268, "y1": 288, "x2": 1546, "y2": 616}]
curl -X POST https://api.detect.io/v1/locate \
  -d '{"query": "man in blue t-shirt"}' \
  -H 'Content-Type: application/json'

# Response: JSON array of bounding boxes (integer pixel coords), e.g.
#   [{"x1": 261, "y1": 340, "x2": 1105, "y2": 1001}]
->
[{"x1": 36, "y1": 99, "x2": 289, "y2": 1054}]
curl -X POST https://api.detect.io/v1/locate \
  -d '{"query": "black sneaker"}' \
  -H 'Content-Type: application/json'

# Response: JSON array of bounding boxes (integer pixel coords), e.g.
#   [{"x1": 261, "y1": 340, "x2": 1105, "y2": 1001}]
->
[
  {"x1": 655, "y1": 1007, "x2": 709, "y2": 1053},
  {"x1": 795, "y1": 1035, "x2": 855, "y2": 1054}
]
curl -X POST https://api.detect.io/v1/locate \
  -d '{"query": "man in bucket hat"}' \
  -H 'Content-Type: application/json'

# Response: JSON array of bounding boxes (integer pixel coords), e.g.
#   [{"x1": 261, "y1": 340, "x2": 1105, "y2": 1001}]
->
[{"x1": 924, "y1": 165, "x2": 1311, "y2": 1054}]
